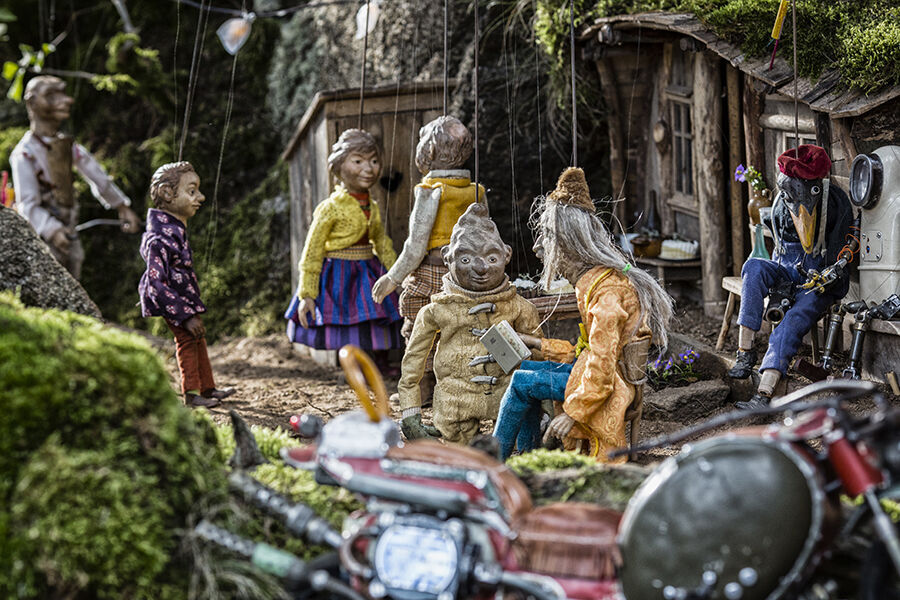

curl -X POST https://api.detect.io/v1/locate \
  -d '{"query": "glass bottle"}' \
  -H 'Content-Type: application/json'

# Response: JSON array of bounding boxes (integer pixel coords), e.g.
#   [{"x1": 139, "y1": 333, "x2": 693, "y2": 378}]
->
[{"x1": 750, "y1": 223, "x2": 770, "y2": 260}]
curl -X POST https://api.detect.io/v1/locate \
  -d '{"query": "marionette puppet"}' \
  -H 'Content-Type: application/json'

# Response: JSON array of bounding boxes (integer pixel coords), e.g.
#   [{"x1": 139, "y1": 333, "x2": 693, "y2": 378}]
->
[
  {"x1": 139, "y1": 162, "x2": 235, "y2": 408},
  {"x1": 371, "y1": 116, "x2": 486, "y2": 401},
  {"x1": 10, "y1": 75, "x2": 141, "y2": 279},
  {"x1": 398, "y1": 202, "x2": 541, "y2": 445},
  {"x1": 729, "y1": 145, "x2": 853, "y2": 409},
  {"x1": 492, "y1": 168, "x2": 674, "y2": 462},
  {"x1": 285, "y1": 129, "x2": 403, "y2": 353}
]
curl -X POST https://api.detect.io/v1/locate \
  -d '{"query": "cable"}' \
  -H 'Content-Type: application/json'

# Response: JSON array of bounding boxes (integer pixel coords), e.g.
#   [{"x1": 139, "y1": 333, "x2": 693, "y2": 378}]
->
[{"x1": 171, "y1": 0, "x2": 358, "y2": 17}]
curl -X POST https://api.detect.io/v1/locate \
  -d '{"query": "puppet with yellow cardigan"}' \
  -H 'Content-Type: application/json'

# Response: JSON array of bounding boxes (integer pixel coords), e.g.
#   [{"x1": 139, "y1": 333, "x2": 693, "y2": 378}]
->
[
  {"x1": 492, "y1": 168, "x2": 674, "y2": 462},
  {"x1": 372, "y1": 116, "x2": 486, "y2": 398},
  {"x1": 285, "y1": 129, "x2": 403, "y2": 350}
]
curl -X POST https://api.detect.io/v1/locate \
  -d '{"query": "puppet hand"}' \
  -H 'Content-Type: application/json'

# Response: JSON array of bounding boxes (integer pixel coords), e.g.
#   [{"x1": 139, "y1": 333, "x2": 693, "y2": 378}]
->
[
  {"x1": 118, "y1": 205, "x2": 141, "y2": 233},
  {"x1": 298, "y1": 297, "x2": 316, "y2": 328},
  {"x1": 372, "y1": 274, "x2": 398, "y2": 304},
  {"x1": 184, "y1": 316, "x2": 206, "y2": 338},
  {"x1": 518, "y1": 333, "x2": 542, "y2": 349},
  {"x1": 401, "y1": 413, "x2": 440, "y2": 440},
  {"x1": 50, "y1": 228, "x2": 72, "y2": 252},
  {"x1": 542, "y1": 413, "x2": 575, "y2": 445}
]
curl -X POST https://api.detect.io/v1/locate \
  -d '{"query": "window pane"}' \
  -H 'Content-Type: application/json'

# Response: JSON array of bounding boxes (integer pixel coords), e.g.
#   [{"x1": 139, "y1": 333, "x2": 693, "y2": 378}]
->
[
  {"x1": 684, "y1": 105, "x2": 691, "y2": 133},
  {"x1": 685, "y1": 141, "x2": 693, "y2": 195},
  {"x1": 675, "y1": 137, "x2": 683, "y2": 192},
  {"x1": 673, "y1": 104, "x2": 681, "y2": 131}
]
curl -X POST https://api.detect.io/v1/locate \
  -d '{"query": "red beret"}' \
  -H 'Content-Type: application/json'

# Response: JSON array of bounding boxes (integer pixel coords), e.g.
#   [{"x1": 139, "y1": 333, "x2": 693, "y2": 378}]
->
[{"x1": 777, "y1": 144, "x2": 831, "y2": 180}]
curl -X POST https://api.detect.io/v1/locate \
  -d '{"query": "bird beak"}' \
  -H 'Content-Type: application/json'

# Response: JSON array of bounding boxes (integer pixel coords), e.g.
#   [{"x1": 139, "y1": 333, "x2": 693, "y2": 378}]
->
[{"x1": 789, "y1": 204, "x2": 818, "y2": 254}]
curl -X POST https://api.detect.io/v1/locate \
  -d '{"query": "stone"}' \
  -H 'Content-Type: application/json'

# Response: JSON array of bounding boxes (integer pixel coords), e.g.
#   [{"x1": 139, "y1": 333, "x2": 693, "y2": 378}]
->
[
  {"x1": 0, "y1": 206, "x2": 100, "y2": 318},
  {"x1": 644, "y1": 379, "x2": 732, "y2": 422}
]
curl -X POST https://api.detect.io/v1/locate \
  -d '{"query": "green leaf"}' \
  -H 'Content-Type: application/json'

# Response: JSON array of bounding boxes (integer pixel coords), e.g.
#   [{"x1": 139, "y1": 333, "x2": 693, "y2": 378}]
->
[
  {"x1": 2, "y1": 61, "x2": 18, "y2": 81},
  {"x1": 41, "y1": 43, "x2": 55, "y2": 55},
  {"x1": 17, "y1": 43, "x2": 32, "y2": 55},
  {"x1": 7, "y1": 72, "x2": 24, "y2": 102},
  {"x1": 0, "y1": 8, "x2": 16, "y2": 22}
]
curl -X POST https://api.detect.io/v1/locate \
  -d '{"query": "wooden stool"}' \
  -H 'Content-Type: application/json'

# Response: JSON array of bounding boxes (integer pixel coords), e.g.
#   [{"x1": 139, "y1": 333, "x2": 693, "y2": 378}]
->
[{"x1": 716, "y1": 276, "x2": 743, "y2": 351}]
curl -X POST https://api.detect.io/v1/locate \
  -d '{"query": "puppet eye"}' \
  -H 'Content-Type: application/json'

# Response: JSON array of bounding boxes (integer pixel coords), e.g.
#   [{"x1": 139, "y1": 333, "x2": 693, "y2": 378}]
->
[{"x1": 811, "y1": 186, "x2": 821, "y2": 195}]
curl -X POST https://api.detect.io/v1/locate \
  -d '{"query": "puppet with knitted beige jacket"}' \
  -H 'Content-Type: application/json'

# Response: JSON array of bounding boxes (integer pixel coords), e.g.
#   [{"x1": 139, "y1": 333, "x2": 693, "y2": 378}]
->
[
  {"x1": 492, "y1": 168, "x2": 674, "y2": 462},
  {"x1": 397, "y1": 202, "x2": 541, "y2": 445},
  {"x1": 372, "y1": 116, "x2": 486, "y2": 402},
  {"x1": 285, "y1": 129, "x2": 403, "y2": 351}
]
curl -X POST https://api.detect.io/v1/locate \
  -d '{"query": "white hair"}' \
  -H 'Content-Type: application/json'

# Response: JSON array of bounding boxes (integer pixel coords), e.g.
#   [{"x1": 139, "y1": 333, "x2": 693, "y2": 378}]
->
[{"x1": 531, "y1": 198, "x2": 674, "y2": 349}]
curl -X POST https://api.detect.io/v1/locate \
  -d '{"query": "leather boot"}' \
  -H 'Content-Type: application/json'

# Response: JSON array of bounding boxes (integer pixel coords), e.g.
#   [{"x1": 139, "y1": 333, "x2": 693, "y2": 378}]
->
[{"x1": 727, "y1": 349, "x2": 758, "y2": 379}]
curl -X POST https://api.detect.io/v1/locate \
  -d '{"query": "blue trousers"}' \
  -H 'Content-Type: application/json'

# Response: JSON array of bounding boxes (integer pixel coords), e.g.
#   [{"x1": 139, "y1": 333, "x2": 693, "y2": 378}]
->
[
  {"x1": 738, "y1": 255, "x2": 836, "y2": 374},
  {"x1": 492, "y1": 360, "x2": 573, "y2": 461}
]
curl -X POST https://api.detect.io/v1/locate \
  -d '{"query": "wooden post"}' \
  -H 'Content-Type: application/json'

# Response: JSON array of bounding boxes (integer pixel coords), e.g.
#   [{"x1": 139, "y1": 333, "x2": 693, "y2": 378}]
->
[
  {"x1": 595, "y1": 56, "x2": 627, "y2": 226},
  {"x1": 726, "y1": 65, "x2": 744, "y2": 275},
  {"x1": 693, "y1": 50, "x2": 727, "y2": 318},
  {"x1": 741, "y1": 74, "x2": 766, "y2": 184},
  {"x1": 815, "y1": 111, "x2": 833, "y2": 158},
  {"x1": 833, "y1": 117, "x2": 857, "y2": 164}
]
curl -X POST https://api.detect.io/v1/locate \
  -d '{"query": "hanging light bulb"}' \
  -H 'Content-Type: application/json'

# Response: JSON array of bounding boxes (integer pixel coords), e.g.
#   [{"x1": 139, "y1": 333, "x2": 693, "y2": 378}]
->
[
  {"x1": 354, "y1": 0, "x2": 381, "y2": 40},
  {"x1": 217, "y1": 12, "x2": 256, "y2": 55}
]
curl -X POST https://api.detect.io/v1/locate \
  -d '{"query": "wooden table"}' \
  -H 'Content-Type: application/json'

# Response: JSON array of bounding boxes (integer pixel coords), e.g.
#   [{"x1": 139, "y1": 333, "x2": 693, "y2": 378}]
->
[
  {"x1": 525, "y1": 292, "x2": 580, "y2": 321},
  {"x1": 635, "y1": 256, "x2": 702, "y2": 288}
]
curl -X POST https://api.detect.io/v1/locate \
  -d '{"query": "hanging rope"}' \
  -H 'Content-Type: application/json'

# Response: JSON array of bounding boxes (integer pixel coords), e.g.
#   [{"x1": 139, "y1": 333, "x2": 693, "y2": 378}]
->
[
  {"x1": 173, "y1": 0, "x2": 180, "y2": 161},
  {"x1": 358, "y1": 0, "x2": 370, "y2": 128},
  {"x1": 443, "y1": 0, "x2": 449, "y2": 114},
  {"x1": 532, "y1": 0, "x2": 544, "y2": 193},
  {"x1": 171, "y1": 0, "x2": 357, "y2": 17},
  {"x1": 178, "y1": 0, "x2": 211, "y2": 161},
  {"x1": 473, "y1": 0, "x2": 480, "y2": 187},
  {"x1": 569, "y1": 0, "x2": 577, "y2": 167},
  {"x1": 791, "y1": 0, "x2": 798, "y2": 147}
]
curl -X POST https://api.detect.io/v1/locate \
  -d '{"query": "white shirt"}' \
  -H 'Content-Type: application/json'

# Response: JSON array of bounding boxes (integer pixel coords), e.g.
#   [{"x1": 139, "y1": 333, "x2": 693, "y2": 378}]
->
[{"x1": 10, "y1": 130, "x2": 131, "y2": 240}]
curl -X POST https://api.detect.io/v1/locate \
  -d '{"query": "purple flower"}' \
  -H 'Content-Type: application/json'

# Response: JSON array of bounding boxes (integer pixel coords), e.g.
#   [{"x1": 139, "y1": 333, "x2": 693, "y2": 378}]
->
[{"x1": 734, "y1": 164, "x2": 747, "y2": 183}]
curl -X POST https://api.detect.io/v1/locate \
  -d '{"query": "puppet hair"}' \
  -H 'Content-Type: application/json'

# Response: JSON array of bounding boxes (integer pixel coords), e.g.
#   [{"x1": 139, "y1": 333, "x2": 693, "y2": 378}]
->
[
  {"x1": 531, "y1": 198, "x2": 674, "y2": 349},
  {"x1": 449, "y1": 202, "x2": 505, "y2": 250},
  {"x1": 327, "y1": 129, "x2": 381, "y2": 177},
  {"x1": 415, "y1": 116, "x2": 473, "y2": 174},
  {"x1": 149, "y1": 161, "x2": 196, "y2": 208}
]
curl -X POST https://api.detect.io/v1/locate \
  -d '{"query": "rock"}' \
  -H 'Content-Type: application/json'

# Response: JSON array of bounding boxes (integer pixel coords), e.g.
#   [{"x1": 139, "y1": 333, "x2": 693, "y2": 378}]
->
[
  {"x1": 644, "y1": 379, "x2": 732, "y2": 422},
  {"x1": 0, "y1": 207, "x2": 100, "y2": 318}
]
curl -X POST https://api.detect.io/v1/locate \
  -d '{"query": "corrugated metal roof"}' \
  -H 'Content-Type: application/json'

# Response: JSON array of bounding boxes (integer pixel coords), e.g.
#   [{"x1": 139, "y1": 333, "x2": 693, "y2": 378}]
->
[{"x1": 585, "y1": 12, "x2": 900, "y2": 118}]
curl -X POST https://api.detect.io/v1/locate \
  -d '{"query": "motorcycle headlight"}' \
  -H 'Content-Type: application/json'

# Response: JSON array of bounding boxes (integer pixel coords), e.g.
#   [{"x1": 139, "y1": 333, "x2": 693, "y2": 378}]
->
[
  {"x1": 374, "y1": 524, "x2": 460, "y2": 596},
  {"x1": 850, "y1": 153, "x2": 883, "y2": 209}
]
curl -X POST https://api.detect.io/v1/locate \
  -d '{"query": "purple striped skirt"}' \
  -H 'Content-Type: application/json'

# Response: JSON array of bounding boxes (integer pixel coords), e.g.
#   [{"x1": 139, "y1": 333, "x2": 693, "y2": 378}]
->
[{"x1": 285, "y1": 256, "x2": 402, "y2": 350}]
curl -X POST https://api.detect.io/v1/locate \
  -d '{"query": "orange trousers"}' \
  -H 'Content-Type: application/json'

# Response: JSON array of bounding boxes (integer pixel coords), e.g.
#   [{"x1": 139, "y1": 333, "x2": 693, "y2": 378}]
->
[{"x1": 166, "y1": 320, "x2": 215, "y2": 394}]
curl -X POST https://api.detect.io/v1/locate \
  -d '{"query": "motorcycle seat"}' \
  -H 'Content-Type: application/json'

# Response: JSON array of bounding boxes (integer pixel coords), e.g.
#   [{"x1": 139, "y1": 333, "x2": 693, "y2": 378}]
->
[
  {"x1": 386, "y1": 440, "x2": 533, "y2": 521},
  {"x1": 512, "y1": 502, "x2": 621, "y2": 580}
]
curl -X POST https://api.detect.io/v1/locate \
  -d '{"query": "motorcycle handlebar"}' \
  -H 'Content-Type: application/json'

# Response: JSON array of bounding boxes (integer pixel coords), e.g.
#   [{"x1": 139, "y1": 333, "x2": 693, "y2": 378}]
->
[{"x1": 228, "y1": 472, "x2": 343, "y2": 549}]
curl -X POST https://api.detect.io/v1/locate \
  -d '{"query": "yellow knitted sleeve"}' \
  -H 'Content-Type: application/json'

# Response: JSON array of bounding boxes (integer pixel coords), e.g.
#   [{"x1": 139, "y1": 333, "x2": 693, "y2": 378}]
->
[
  {"x1": 298, "y1": 200, "x2": 336, "y2": 299},
  {"x1": 369, "y1": 200, "x2": 397, "y2": 269}
]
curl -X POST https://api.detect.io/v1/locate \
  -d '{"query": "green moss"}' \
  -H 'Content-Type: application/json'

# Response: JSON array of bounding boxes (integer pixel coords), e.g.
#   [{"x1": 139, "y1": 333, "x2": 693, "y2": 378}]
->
[
  {"x1": 0, "y1": 125, "x2": 26, "y2": 173},
  {"x1": 0, "y1": 293, "x2": 228, "y2": 598},
  {"x1": 507, "y1": 448, "x2": 595, "y2": 475},
  {"x1": 533, "y1": 0, "x2": 900, "y2": 106}
]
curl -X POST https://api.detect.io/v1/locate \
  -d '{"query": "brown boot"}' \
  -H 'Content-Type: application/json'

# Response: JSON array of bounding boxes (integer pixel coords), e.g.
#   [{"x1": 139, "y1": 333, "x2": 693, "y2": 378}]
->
[
  {"x1": 202, "y1": 387, "x2": 236, "y2": 400},
  {"x1": 185, "y1": 393, "x2": 220, "y2": 408}
]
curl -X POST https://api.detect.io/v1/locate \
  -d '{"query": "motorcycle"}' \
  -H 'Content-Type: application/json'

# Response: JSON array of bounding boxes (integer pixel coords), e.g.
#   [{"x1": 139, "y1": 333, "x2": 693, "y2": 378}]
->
[
  {"x1": 198, "y1": 347, "x2": 899, "y2": 600},
  {"x1": 615, "y1": 379, "x2": 900, "y2": 600},
  {"x1": 199, "y1": 345, "x2": 622, "y2": 600}
]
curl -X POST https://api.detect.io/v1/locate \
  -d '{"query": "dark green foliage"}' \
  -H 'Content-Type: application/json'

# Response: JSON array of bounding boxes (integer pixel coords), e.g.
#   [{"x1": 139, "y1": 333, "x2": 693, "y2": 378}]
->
[{"x1": 0, "y1": 293, "x2": 228, "y2": 598}]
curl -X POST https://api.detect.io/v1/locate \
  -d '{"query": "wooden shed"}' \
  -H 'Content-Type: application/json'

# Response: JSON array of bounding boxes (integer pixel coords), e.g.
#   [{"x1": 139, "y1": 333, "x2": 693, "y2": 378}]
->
[
  {"x1": 581, "y1": 12, "x2": 900, "y2": 317},
  {"x1": 581, "y1": 12, "x2": 900, "y2": 381},
  {"x1": 281, "y1": 81, "x2": 447, "y2": 291}
]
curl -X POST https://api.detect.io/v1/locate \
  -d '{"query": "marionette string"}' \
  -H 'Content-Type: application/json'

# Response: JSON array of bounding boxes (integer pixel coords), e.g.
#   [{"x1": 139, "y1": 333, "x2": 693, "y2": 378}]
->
[
  {"x1": 171, "y1": 0, "x2": 358, "y2": 17},
  {"x1": 173, "y1": 0, "x2": 180, "y2": 162},
  {"x1": 178, "y1": 0, "x2": 211, "y2": 161},
  {"x1": 473, "y1": 0, "x2": 480, "y2": 188},
  {"x1": 569, "y1": 0, "x2": 576, "y2": 167},
  {"x1": 443, "y1": 0, "x2": 449, "y2": 114},
  {"x1": 358, "y1": 0, "x2": 370, "y2": 128}
]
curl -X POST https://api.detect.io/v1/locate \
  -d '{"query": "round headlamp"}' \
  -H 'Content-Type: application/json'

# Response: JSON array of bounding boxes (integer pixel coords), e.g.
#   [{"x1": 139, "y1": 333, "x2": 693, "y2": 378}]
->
[
  {"x1": 374, "y1": 524, "x2": 460, "y2": 596},
  {"x1": 849, "y1": 153, "x2": 883, "y2": 209}
]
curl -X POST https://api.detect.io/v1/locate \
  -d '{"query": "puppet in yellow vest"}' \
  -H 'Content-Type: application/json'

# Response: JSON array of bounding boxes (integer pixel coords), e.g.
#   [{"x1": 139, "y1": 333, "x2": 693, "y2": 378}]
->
[
  {"x1": 398, "y1": 202, "x2": 541, "y2": 445},
  {"x1": 372, "y1": 116, "x2": 486, "y2": 402},
  {"x1": 492, "y1": 168, "x2": 674, "y2": 462}
]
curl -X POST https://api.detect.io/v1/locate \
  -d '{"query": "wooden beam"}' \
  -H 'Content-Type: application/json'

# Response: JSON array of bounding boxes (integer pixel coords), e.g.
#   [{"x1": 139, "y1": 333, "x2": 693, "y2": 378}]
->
[
  {"x1": 726, "y1": 65, "x2": 744, "y2": 276},
  {"x1": 742, "y1": 74, "x2": 766, "y2": 185},
  {"x1": 693, "y1": 50, "x2": 727, "y2": 317},
  {"x1": 595, "y1": 57, "x2": 627, "y2": 227},
  {"x1": 833, "y1": 117, "x2": 857, "y2": 164}
]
